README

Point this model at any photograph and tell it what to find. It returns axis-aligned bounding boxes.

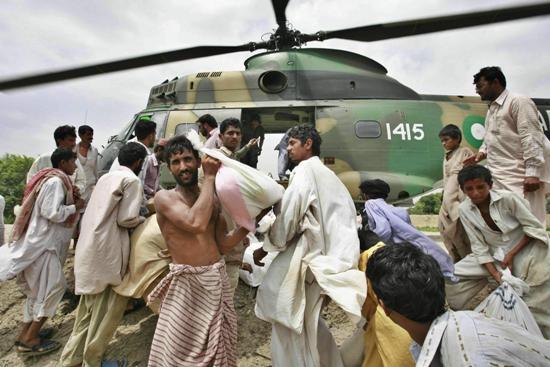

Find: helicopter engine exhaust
[259,70,288,93]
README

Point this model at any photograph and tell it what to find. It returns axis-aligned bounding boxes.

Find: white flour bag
[200,147,284,232]
[474,269,543,337]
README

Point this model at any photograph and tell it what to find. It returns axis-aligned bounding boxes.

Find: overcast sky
[1,0,550,158]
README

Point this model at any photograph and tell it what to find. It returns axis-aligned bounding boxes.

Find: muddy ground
[0,227,355,367]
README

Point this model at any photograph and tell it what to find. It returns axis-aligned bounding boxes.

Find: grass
[416,226,440,232]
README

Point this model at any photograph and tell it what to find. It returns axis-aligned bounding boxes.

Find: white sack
[239,235,277,287]
[200,147,284,232]
[475,269,543,337]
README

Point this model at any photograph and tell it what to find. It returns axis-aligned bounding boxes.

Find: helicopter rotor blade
[0,44,251,91]
[271,0,290,29]
[320,2,550,42]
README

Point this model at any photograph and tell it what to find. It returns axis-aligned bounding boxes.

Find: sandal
[101,358,128,367]
[38,327,55,339]
[16,338,61,356]
[14,328,55,347]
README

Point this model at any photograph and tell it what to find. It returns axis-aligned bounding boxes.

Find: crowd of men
[0,65,549,366]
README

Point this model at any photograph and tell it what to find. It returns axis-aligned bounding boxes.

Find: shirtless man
[147,135,249,367]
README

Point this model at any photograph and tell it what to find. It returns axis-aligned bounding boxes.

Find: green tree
[0,154,34,224]
[409,192,442,215]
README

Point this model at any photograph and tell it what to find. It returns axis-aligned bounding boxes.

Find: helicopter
[1,1,550,201]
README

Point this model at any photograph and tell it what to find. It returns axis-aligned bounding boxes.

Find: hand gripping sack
[474,269,543,337]
[200,147,285,232]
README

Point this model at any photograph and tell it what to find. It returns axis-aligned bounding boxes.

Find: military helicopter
[2,1,550,201]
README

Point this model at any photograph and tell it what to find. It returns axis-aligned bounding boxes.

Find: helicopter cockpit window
[125,111,168,141]
[241,107,315,133]
[112,118,135,142]
[355,120,381,138]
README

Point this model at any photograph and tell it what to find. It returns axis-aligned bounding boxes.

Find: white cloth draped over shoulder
[74,166,144,295]
[255,156,367,333]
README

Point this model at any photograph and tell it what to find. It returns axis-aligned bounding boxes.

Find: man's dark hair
[164,135,199,162]
[288,124,322,156]
[457,164,492,189]
[220,118,242,134]
[366,243,446,323]
[473,66,506,88]
[197,114,217,128]
[118,142,147,167]
[134,119,157,141]
[154,144,165,153]
[359,179,390,200]
[53,125,77,146]
[438,124,462,143]
[250,114,261,124]
[51,148,76,168]
[78,125,94,136]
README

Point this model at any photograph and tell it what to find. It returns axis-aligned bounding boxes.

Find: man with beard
[465,66,550,225]
[60,142,147,367]
[147,135,250,367]
[197,113,221,149]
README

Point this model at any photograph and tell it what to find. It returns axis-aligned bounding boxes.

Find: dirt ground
[0,225,496,367]
[0,244,355,367]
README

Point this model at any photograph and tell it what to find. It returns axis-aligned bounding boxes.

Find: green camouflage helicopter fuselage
[98,48,550,201]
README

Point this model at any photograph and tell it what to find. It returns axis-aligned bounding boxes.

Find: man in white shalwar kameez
[109,118,157,215]
[75,125,99,204]
[60,142,147,367]
[0,148,84,355]
[366,243,550,367]
[446,165,550,338]
[27,125,86,195]
[253,124,367,367]
[466,66,550,225]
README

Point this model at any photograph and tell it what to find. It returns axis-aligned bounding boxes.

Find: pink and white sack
[184,129,284,232]
[200,147,284,232]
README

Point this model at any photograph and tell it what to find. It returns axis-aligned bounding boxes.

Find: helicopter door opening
[240,107,315,178]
